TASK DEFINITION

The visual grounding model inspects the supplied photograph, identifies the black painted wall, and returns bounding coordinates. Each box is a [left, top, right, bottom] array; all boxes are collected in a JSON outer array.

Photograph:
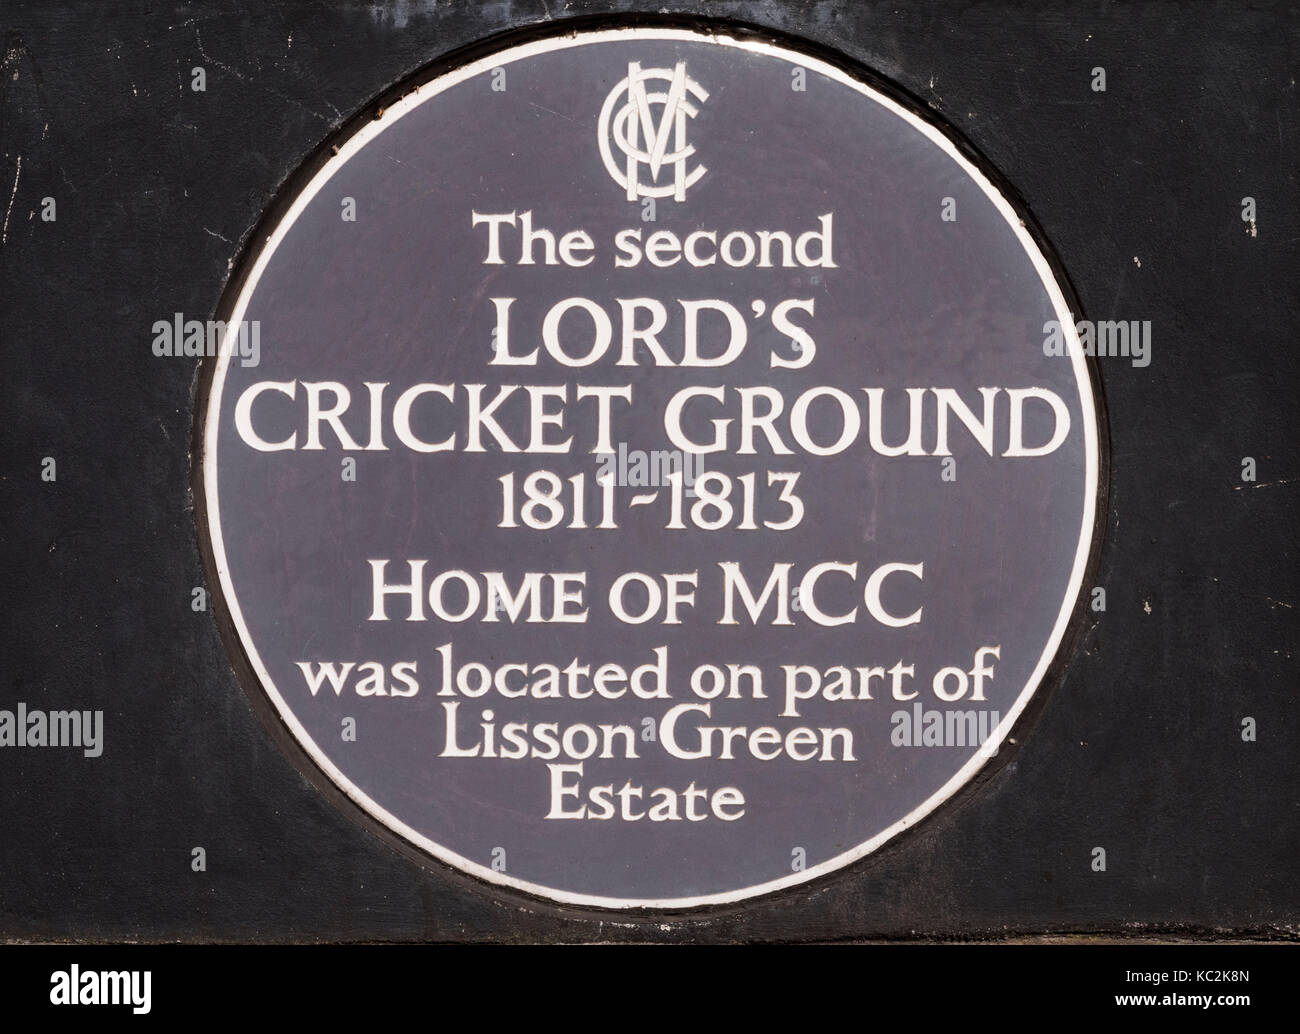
[[1, 0, 1295, 942]]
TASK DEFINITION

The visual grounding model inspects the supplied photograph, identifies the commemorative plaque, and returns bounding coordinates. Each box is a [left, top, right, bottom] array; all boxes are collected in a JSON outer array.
[[199, 26, 1100, 908]]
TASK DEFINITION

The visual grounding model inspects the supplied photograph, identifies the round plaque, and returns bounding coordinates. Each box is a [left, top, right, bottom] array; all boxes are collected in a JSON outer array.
[[199, 24, 1100, 908]]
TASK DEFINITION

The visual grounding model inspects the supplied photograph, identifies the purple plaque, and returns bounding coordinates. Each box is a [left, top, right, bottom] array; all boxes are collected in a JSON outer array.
[[199, 26, 1101, 908]]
